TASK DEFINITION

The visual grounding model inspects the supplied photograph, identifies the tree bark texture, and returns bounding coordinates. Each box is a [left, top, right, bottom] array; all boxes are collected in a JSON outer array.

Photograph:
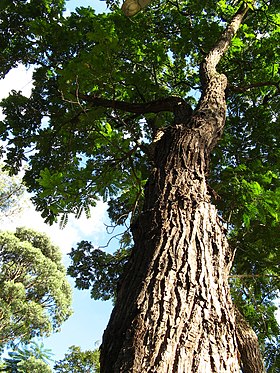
[[100, 74, 240, 372], [235, 308, 266, 373], [100, 4, 263, 372]]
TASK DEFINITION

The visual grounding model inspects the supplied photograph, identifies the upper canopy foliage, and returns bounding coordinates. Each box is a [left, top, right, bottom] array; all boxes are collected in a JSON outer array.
[[0, 0, 65, 77], [0, 0, 279, 369]]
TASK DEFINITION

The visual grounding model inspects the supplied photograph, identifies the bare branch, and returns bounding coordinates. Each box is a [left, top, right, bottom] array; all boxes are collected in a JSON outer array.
[[229, 273, 280, 279], [78, 94, 190, 115]]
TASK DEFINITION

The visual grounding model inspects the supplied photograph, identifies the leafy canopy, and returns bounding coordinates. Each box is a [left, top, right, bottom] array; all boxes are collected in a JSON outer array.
[[0, 0, 279, 368], [0, 0, 65, 77], [0, 228, 72, 348]]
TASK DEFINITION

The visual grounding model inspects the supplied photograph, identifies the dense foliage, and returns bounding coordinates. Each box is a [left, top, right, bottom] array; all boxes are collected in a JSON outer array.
[[0, 0, 279, 368], [0, 0, 65, 77], [0, 228, 72, 347], [54, 345, 100, 373]]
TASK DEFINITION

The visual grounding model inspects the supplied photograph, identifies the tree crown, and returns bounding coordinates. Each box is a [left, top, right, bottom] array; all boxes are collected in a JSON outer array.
[[0, 228, 72, 347]]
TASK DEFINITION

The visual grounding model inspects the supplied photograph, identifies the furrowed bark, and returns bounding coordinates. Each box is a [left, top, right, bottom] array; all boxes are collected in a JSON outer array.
[[101, 122, 239, 371], [235, 308, 266, 373], [100, 4, 264, 372]]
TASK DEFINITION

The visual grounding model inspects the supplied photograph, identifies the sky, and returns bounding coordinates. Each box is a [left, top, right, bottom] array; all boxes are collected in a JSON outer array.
[[0, 0, 116, 365], [65, 0, 107, 13]]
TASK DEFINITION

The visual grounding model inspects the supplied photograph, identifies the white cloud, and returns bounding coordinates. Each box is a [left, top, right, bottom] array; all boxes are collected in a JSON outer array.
[[0, 64, 34, 99], [0, 64, 34, 120], [1, 196, 109, 254]]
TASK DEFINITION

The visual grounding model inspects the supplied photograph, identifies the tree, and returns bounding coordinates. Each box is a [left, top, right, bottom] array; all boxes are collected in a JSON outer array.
[[0, 164, 26, 221], [1, 341, 53, 373], [0, 228, 72, 347], [0, 0, 279, 371], [54, 345, 100, 373]]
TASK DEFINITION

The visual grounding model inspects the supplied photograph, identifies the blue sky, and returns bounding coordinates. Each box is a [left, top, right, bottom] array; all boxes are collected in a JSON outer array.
[[65, 0, 107, 13]]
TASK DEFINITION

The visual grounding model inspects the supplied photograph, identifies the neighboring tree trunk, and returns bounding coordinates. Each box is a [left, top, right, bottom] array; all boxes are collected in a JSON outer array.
[[235, 308, 265, 373], [100, 4, 264, 372]]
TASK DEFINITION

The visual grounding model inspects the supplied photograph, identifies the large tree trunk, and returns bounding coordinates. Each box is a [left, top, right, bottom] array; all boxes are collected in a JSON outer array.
[[100, 77, 240, 372], [100, 4, 264, 372]]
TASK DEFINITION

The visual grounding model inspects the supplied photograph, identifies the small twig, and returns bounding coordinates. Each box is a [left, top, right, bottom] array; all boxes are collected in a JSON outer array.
[[229, 80, 279, 93], [98, 232, 125, 250], [229, 274, 280, 279]]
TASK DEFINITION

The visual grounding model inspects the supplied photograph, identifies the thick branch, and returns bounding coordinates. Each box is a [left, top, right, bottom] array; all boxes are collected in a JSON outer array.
[[201, 4, 249, 84], [78, 94, 191, 116], [195, 3, 251, 140]]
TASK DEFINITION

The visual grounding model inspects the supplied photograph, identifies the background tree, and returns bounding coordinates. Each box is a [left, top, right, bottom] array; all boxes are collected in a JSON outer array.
[[0, 0, 279, 371], [0, 228, 72, 348], [1, 341, 53, 373], [0, 164, 26, 221], [54, 345, 100, 373]]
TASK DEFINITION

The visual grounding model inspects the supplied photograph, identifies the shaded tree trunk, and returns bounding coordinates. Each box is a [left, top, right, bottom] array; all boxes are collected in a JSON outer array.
[[100, 4, 264, 372], [235, 308, 265, 373]]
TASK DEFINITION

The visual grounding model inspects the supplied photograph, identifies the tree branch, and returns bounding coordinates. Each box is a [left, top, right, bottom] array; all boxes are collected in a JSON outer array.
[[229, 273, 280, 279], [78, 94, 191, 116], [229, 81, 279, 93], [201, 3, 250, 84]]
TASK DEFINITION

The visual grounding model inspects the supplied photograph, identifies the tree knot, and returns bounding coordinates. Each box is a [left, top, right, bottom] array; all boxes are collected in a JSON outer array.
[[173, 99, 193, 125]]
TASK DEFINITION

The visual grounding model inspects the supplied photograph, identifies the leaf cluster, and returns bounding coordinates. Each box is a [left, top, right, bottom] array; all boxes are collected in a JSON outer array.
[[53, 345, 100, 373], [0, 0, 65, 77], [67, 240, 129, 301], [1, 341, 53, 373]]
